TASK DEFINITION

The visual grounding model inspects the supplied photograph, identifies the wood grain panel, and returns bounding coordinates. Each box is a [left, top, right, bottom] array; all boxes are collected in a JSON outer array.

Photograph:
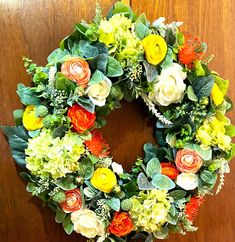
[[0, 0, 234, 241]]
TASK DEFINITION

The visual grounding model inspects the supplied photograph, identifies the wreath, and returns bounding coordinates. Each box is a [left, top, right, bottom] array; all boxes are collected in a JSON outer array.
[[2, 2, 235, 242]]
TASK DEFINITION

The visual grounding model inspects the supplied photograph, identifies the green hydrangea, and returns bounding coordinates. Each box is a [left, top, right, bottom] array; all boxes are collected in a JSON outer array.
[[25, 129, 85, 179], [98, 14, 143, 66], [196, 112, 231, 151], [129, 190, 171, 233]]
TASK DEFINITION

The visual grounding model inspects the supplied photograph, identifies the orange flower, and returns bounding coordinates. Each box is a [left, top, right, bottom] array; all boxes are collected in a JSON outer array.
[[175, 149, 203, 173], [85, 130, 110, 158], [161, 162, 179, 180], [185, 196, 205, 222], [68, 104, 96, 133], [61, 58, 91, 88], [59, 189, 83, 213], [178, 35, 205, 68], [108, 212, 133, 237]]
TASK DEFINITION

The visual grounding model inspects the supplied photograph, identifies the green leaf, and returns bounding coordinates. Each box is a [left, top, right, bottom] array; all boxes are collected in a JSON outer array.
[[137, 172, 155, 190], [161, 48, 173, 69], [19, 172, 33, 182], [77, 130, 92, 141], [16, 83, 40, 106], [28, 129, 41, 138], [146, 158, 161, 178], [184, 143, 212, 161], [194, 60, 205, 77], [76, 97, 95, 113], [153, 227, 169, 239], [106, 198, 120, 211], [26, 182, 37, 193], [79, 40, 98, 59], [62, 215, 74, 235], [55, 72, 77, 92], [143, 61, 158, 82], [187, 86, 198, 102], [143, 143, 157, 163], [168, 190, 187, 200], [88, 54, 108, 73], [1, 126, 28, 168], [200, 170, 216, 185], [112, 2, 132, 17], [225, 124, 235, 137], [55, 207, 66, 223], [75, 23, 88, 35], [106, 56, 123, 77], [54, 176, 77, 190], [80, 158, 94, 180], [13, 109, 24, 126], [135, 23, 150, 40], [89, 70, 105, 85], [151, 174, 175, 190], [192, 75, 215, 98], [226, 143, 235, 160], [47, 48, 71, 65], [135, 13, 148, 25]]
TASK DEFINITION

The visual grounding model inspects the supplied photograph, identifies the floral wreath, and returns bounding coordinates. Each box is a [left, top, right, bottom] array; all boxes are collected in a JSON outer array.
[[2, 2, 235, 242]]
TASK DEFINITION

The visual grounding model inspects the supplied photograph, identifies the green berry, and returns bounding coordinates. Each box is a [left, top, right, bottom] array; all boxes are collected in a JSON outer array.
[[52, 190, 66, 203], [121, 199, 133, 211], [36, 105, 48, 117]]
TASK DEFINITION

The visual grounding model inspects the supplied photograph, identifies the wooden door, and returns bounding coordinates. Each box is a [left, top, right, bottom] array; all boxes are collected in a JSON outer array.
[[0, 0, 234, 241]]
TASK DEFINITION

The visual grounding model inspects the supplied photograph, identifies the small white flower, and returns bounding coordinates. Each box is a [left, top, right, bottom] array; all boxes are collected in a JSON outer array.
[[175, 172, 198, 190], [86, 77, 112, 107], [111, 162, 124, 175], [71, 209, 105, 239], [149, 63, 186, 106]]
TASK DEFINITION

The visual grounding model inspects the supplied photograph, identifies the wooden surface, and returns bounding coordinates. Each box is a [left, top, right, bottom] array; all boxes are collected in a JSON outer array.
[[0, 0, 234, 241]]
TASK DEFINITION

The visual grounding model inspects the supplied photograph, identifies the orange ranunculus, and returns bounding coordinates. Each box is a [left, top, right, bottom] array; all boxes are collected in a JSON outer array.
[[68, 104, 96, 133], [108, 212, 133, 237], [185, 196, 204, 222], [59, 188, 83, 213], [161, 162, 179, 180], [178, 35, 205, 68], [61, 58, 91, 88], [175, 149, 203, 173], [85, 130, 110, 158]]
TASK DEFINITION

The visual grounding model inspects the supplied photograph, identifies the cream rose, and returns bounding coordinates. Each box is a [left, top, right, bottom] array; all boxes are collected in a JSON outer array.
[[149, 63, 186, 106], [175, 172, 198, 190], [71, 209, 105, 238], [86, 77, 112, 106]]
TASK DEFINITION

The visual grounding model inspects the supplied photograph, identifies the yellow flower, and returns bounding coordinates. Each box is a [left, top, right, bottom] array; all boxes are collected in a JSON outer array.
[[142, 34, 167, 65], [211, 83, 224, 106], [91, 168, 117, 193], [22, 106, 43, 131]]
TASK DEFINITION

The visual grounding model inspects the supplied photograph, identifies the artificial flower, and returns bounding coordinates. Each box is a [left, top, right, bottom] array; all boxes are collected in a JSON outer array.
[[111, 162, 124, 175], [108, 212, 133, 237], [129, 190, 170, 233], [185, 196, 205, 222], [149, 63, 186, 106], [160, 162, 179, 179], [61, 58, 91, 88], [85, 130, 110, 158], [86, 77, 112, 106], [175, 149, 203, 173], [22, 106, 43, 131], [68, 104, 96, 133], [196, 112, 231, 151], [71, 209, 105, 238], [175, 172, 198, 190], [91, 168, 117, 193], [142, 34, 167, 65], [59, 188, 83, 213], [25, 129, 85, 179], [178, 35, 206, 68]]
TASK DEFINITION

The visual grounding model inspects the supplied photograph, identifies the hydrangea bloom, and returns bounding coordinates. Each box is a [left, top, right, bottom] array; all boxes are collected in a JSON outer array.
[[129, 190, 171, 233], [25, 129, 85, 178]]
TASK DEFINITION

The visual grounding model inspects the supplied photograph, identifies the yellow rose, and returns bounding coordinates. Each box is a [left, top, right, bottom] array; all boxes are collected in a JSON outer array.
[[142, 34, 167, 65], [22, 106, 43, 131], [91, 168, 117, 193]]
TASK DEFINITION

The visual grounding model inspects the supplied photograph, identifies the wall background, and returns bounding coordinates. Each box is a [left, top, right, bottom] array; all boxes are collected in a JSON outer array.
[[0, 0, 234, 241]]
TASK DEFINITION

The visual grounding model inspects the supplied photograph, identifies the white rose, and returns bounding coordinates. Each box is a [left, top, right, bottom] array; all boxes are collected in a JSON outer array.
[[149, 63, 186, 106], [175, 172, 198, 190], [86, 77, 112, 106], [71, 209, 105, 238], [111, 162, 124, 175]]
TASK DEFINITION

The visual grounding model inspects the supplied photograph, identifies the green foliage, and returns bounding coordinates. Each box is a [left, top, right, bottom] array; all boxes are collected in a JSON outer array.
[[54, 176, 77, 191], [47, 48, 70, 65], [168, 190, 187, 200], [135, 23, 150, 40], [79, 40, 98, 58], [143, 143, 157, 163], [55, 73, 77, 93], [151, 174, 176, 190], [13, 109, 24, 126], [192, 75, 215, 98], [184, 143, 212, 161], [1, 126, 28, 168], [62, 215, 74, 235], [225, 124, 235, 137], [89, 70, 105, 85], [200, 170, 217, 185], [143, 61, 158, 82], [106, 197, 120, 211], [121, 199, 132, 211], [80, 158, 94, 180], [112, 2, 133, 17], [88, 53, 108, 73], [55, 207, 67, 223], [187, 86, 198, 102], [137, 172, 155, 190], [51, 125, 67, 139], [52, 190, 66, 203], [106, 56, 123, 77], [146, 158, 161, 178], [17, 83, 40, 106], [36, 105, 48, 117], [76, 97, 95, 113], [161, 48, 173, 69]]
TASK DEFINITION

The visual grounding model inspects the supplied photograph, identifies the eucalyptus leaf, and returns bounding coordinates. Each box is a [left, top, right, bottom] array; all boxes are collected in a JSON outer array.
[[55, 207, 66, 223], [88, 53, 108, 73], [80, 158, 94, 180], [77, 97, 95, 113], [137, 172, 155, 190], [13, 109, 24, 126], [200, 170, 217, 185], [135, 23, 151, 40], [54, 176, 77, 190], [187, 86, 198, 102], [47, 48, 70, 65], [106, 56, 123, 77], [79, 40, 98, 58], [89, 70, 105, 85], [168, 190, 187, 200], [146, 158, 161, 178], [106, 198, 120, 211], [143, 61, 158, 82], [161, 48, 173, 69], [143, 143, 157, 163], [152, 174, 175, 190], [192, 75, 215, 98], [62, 216, 74, 235]]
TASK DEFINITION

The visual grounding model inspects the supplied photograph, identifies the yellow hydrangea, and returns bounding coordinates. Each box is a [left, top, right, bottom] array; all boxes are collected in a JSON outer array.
[[196, 112, 231, 151], [91, 168, 117, 193], [22, 106, 43, 131], [129, 190, 170, 233]]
